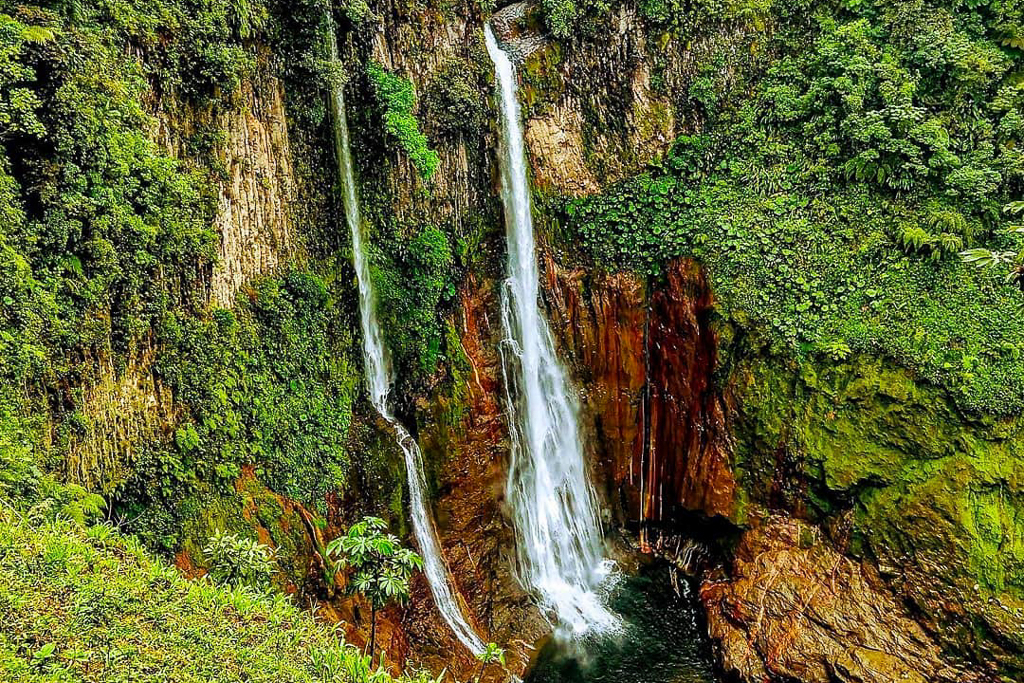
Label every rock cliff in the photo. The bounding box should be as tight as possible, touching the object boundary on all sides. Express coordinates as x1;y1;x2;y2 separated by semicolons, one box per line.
38;1;1023;681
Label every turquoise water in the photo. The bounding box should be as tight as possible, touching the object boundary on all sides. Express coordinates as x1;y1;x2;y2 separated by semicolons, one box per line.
525;564;717;683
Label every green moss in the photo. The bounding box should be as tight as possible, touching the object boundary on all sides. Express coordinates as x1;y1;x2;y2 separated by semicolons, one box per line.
175;476;314;590
520;42;564;118
421;57;488;139
729;348;1024;625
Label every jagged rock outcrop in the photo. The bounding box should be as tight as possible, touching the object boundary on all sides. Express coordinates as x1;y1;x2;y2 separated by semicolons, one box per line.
701;515;982;683
207;77;298;307
155;73;299;307
520;4;676;196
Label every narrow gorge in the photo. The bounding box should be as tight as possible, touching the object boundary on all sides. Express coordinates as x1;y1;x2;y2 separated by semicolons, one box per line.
1;0;1022;682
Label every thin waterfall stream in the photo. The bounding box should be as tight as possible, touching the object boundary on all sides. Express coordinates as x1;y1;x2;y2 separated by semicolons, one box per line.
328;35;485;656
484;24;619;638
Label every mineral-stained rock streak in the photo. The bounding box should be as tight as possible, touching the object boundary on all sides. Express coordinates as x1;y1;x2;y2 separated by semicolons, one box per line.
328;31;485;655
484;23;619;637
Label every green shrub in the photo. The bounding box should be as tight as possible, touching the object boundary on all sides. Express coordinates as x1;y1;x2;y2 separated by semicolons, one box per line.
366;62;439;180
422;58;487;139
542;0;579;38
203;530;276;589
375;225;455;380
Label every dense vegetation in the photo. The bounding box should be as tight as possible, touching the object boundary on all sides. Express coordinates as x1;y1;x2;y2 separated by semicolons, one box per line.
0;510;440;683
0;0;373;537
556;0;1024;416
119;271;361;550
3;0;1023;677
0;0;406;675
366;62;440;181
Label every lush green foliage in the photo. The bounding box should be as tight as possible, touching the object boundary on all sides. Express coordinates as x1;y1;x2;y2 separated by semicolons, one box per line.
366;62;440;180
115;272;360;550
327;516;423;656
327;516;423;610
541;0;582;38
561;0;1024;415
422;57;488;139
203;530;276;589
0;0;370;569
0;511;441;682
374;224;456;380
540;0;772;37
0;5;218;429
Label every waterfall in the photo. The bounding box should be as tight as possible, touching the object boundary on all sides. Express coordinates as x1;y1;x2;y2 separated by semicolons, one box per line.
328;34;485;656
484;24;619;637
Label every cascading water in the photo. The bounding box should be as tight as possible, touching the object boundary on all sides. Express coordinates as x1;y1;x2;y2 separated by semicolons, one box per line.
328;34;485;656
484;24;619;638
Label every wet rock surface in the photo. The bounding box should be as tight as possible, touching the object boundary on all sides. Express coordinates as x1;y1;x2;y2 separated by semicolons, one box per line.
700;515;985;683
413;273;548;679
543;254;736;526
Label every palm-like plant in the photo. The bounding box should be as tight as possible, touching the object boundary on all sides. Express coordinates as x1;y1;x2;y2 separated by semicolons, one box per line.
327;517;423;659
474;643;506;682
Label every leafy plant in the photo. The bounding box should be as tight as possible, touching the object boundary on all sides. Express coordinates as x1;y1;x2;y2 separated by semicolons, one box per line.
203;531;275;589
474;643;506;682
817;339;852;362
376;224;455;379
366;63;439;180
327;517;423;659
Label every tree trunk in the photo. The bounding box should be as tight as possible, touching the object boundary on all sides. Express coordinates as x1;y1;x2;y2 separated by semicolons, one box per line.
370;604;377;661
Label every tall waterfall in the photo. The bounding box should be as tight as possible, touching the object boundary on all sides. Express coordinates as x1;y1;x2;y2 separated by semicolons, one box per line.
328;36;485;656
484;24;618;637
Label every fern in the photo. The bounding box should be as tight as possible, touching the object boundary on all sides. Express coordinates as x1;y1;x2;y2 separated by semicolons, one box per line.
960;248;1018;268
20;26;56;43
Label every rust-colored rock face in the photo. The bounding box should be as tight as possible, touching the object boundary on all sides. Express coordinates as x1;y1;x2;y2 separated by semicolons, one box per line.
700;516;978;683
544;254;736;529
409;273;546;679
646;260;735;521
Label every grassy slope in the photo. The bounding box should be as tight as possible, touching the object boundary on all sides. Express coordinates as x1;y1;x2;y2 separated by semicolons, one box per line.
0;511;385;683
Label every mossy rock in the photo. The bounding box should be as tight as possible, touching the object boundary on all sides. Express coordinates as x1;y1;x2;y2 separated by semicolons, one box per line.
728;348;1024;672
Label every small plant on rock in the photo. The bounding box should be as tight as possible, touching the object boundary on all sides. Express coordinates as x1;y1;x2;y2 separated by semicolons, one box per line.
474;642;506;682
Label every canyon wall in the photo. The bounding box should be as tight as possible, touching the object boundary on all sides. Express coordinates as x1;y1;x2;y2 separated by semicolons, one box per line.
542;254;736;527
65;64;301;493
44;2;1023;681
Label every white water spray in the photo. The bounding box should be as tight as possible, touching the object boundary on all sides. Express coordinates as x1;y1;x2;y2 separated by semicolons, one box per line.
328;35;485;656
484;24;619;637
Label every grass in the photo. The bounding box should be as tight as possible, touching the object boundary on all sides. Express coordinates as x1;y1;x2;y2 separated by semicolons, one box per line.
0;511;411;683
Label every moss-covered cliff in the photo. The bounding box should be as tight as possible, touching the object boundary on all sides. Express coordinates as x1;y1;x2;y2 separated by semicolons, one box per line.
3;0;1024;680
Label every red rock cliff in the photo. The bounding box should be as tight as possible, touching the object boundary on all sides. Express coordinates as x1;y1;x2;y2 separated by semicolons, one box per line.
542;254;737;528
